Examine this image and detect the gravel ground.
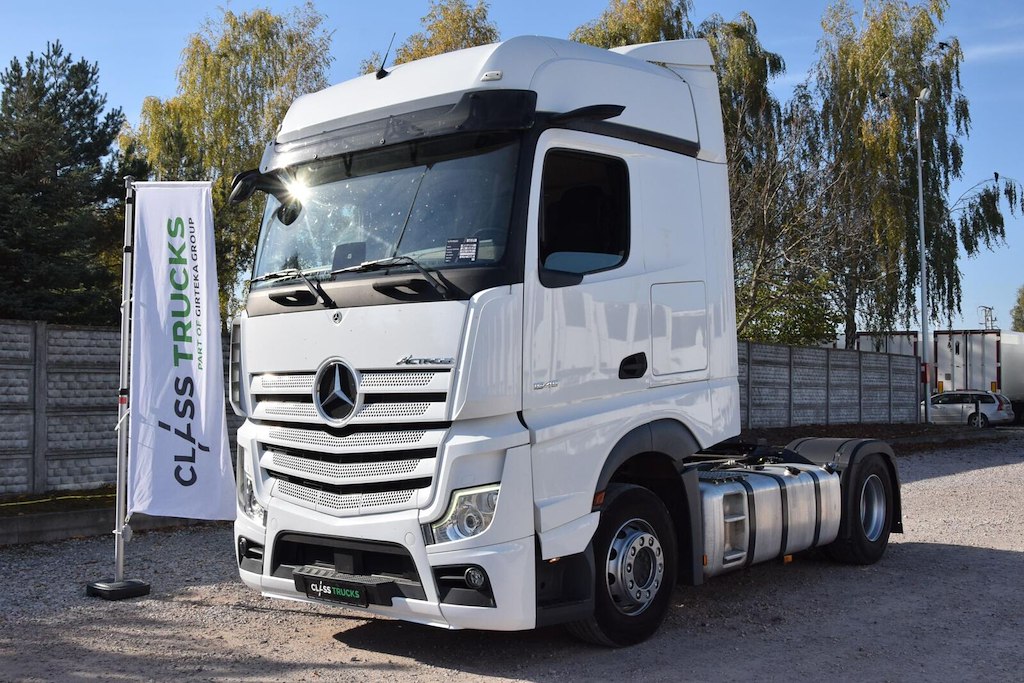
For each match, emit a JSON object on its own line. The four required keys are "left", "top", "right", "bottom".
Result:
{"left": 2, "top": 431, "right": 1022, "bottom": 682}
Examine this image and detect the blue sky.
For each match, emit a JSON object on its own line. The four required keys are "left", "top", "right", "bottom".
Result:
{"left": 2, "top": 0, "right": 1022, "bottom": 331}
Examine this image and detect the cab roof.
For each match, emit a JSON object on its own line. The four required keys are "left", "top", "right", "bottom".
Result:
{"left": 274, "top": 36, "right": 725, "bottom": 163}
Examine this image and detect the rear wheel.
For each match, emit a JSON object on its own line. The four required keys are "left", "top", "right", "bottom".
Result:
{"left": 825, "top": 454, "right": 894, "bottom": 565}
{"left": 566, "top": 484, "right": 677, "bottom": 647}
{"left": 967, "top": 412, "right": 989, "bottom": 428}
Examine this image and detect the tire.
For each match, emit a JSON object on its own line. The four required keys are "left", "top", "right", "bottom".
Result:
{"left": 825, "top": 454, "right": 894, "bottom": 565}
{"left": 967, "top": 412, "right": 989, "bottom": 428}
{"left": 566, "top": 484, "right": 677, "bottom": 647}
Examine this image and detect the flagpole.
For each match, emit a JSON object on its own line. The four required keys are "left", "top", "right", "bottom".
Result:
{"left": 87, "top": 176, "right": 151, "bottom": 600}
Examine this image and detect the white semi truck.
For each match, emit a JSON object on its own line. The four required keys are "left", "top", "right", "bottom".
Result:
{"left": 228, "top": 36, "right": 902, "bottom": 646}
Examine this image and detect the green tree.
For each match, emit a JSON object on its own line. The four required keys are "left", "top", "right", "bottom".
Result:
{"left": 699, "top": 13, "right": 840, "bottom": 343}
{"left": 809, "top": 0, "right": 1019, "bottom": 345}
{"left": 575, "top": 0, "right": 1019, "bottom": 346}
{"left": 1011, "top": 284, "right": 1024, "bottom": 332}
{"left": 0, "top": 41, "right": 140, "bottom": 324}
{"left": 128, "top": 3, "right": 333, "bottom": 316}
{"left": 570, "top": 0, "right": 693, "bottom": 47}
{"left": 360, "top": 0, "right": 499, "bottom": 74}
{"left": 573, "top": 3, "right": 837, "bottom": 343}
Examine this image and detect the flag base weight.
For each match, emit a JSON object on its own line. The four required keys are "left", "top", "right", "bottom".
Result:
{"left": 86, "top": 579, "right": 151, "bottom": 600}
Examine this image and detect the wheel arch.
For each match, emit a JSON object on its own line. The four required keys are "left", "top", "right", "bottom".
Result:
{"left": 595, "top": 419, "right": 704, "bottom": 586}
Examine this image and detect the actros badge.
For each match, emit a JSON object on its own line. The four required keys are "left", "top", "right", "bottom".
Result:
{"left": 396, "top": 355, "right": 455, "bottom": 366}
{"left": 313, "top": 359, "right": 361, "bottom": 426}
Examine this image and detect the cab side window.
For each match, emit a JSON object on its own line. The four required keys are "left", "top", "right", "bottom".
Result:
{"left": 539, "top": 150, "right": 629, "bottom": 283}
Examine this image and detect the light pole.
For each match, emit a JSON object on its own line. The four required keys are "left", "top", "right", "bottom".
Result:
{"left": 916, "top": 87, "right": 931, "bottom": 422}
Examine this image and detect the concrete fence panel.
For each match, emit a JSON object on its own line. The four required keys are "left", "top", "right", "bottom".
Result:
{"left": 740, "top": 341, "right": 919, "bottom": 430}
{"left": 1, "top": 320, "right": 921, "bottom": 498}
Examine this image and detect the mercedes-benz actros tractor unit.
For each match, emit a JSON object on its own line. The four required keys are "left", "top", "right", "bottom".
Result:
{"left": 228, "top": 36, "right": 902, "bottom": 646}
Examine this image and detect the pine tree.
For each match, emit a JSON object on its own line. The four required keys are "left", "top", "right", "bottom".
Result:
{"left": 0, "top": 42, "right": 134, "bottom": 324}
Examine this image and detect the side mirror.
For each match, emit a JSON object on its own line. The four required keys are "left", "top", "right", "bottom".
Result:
{"left": 228, "top": 169, "right": 262, "bottom": 204}
{"left": 275, "top": 199, "right": 302, "bottom": 226}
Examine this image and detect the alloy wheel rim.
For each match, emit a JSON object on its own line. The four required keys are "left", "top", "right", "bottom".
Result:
{"left": 604, "top": 518, "right": 664, "bottom": 616}
{"left": 860, "top": 474, "right": 886, "bottom": 542}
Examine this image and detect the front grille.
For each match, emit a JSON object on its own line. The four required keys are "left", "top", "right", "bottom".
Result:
{"left": 250, "top": 369, "right": 452, "bottom": 517}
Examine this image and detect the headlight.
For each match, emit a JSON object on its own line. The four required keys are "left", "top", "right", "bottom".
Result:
{"left": 431, "top": 484, "right": 499, "bottom": 544}
{"left": 238, "top": 473, "right": 265, "bottom": 524}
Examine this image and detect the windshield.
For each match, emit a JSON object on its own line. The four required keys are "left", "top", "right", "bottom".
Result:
{"left": 252, "top": 134, "right": 519, "bottom": 283}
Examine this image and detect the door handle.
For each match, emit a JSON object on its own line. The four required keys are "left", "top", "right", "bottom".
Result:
{"left": 618, "top": 352, "right": 648, "bottom": 379}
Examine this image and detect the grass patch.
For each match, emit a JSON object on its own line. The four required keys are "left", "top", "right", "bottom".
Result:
{"left": 0, "top": 485, "right": 116, "bottom": 518}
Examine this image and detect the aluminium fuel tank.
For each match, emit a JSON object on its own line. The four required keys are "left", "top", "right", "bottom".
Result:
{"left": 698, "top": 463, "right": 841, "bottom": 578}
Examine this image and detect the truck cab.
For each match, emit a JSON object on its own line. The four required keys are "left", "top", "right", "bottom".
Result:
{"left": 230, "top": 36, "right": 900, "bottom": 646}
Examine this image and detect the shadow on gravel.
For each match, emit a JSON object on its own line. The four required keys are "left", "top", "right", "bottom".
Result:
{"left": 2, "top": 543, "right": 1021, "bottom": 681}
{"left": 334, "top": 619, "right": 587, "bottom": 669}
{"left": 1, "top": 618, "right": 288, "bottom": 681}
{"left": 0, "top": 619, "right": 355, "bottom": 682}
{"left": 325, "top": 542, "right": 1022, "bottom": 681}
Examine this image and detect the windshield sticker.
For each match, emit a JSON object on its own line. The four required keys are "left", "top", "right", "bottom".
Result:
{"left": 444, "top": 237, "right": 479, "bottom": 263}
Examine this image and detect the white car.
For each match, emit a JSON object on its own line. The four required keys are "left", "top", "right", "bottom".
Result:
{"left": 920, "top": 390, "right": 1015, "bottom": 427}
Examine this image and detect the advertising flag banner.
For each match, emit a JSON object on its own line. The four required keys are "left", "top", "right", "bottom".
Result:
{"left": 128, "top": 182, "right": 235, "bottom": 520}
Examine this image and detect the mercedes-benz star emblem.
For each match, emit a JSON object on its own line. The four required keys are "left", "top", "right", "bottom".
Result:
{"left": 313, "top": 360, "right": 360, "bottom": 426}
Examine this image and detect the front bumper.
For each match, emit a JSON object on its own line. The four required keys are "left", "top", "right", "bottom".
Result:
{"left": 234, "top": 426, "right": 537, "bottom": 631}
{"left": 235, "top": 496, "right": 536, "bottom": 631}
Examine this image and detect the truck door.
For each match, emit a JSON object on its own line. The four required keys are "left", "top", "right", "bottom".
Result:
{"left": 523, "top": 133, "right": 648, "bottom": 416}
{"left": 521, "top": 129, "right": 710, "bottom": 534}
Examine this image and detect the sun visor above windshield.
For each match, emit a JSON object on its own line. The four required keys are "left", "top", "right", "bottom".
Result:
{"left": 260, "top": 90, "right": 537, "bottom": 174}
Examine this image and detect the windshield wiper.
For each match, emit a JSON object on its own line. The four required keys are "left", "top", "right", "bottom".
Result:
{"left": 331, "top": 256, "right": 449, "bottom": 299}
{"left": 249, "top": 268, "right": 337, "bottom": 309}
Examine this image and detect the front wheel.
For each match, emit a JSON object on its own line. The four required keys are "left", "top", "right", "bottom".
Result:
{"left": 825, "top": 454, "right": 894, "bottom": 565}
{"left": 566, "top": 484, "right": 677, "bottom": 647}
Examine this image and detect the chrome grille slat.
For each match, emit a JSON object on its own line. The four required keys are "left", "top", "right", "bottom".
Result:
{"left": 264, "top": 426, "right": 444, "bottom": 453}
{"left": 360, "top": 402, "right": 431, "bottom": 418}
{"left": 252, "top": 371, "right": 450, "bottom": 397}
{"left": 275, "top": 480, "right": 416, "bottom": 515}
{"left": 265, "top": 450, "right": 432, "bottom": 482}
{"left": 251, "top": 374, "right": 314, "bottom": 394}
{"left": 351, "top": 401, "right": 447, "bottom": 424}
{"left": 360, "top": 371, "right": 450, "bottom": 393}
{"left": 252, "top": 399, "right": 445, "bottom": 425}
{"left": 361, "top": 371, "right": 433, "bottom": 388}
{"left": 256, "top": 402, "right": 319, "bottom": 420}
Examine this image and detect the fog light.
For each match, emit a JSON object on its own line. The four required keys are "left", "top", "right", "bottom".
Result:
{"left": 464, "top": 566, "right": 487, "bottom": 589}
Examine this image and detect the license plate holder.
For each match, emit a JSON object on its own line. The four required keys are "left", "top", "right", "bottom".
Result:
{"left": 302, "top": 576, "right": 368, "bottom": 607}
